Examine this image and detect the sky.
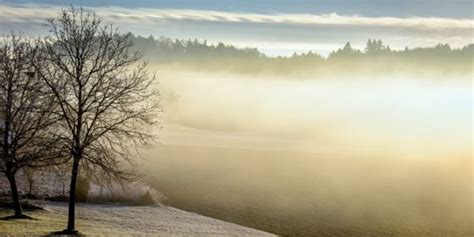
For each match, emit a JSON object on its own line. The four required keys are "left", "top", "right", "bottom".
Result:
{"left": 0, "top": 0, "right": 472, "bottom": 56}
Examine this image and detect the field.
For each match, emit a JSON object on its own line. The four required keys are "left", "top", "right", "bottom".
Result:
{"left": 145, "top": 145, "right": 473, "bottom": 237}
{"left": 0, "top": 201, "right": 274, "bottom": 236}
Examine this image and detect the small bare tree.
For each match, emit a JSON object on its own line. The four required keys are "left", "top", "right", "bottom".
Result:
{"left": 0, "top": 34, "right": 61, "bottom": 218}
{"left": 35, "top": 8, "right": 159, "bottom": 233}
{"left": 22, "top": 166, "right": 36, "bottom": 196}
{"left": 51, "top": 162, "right": 71, "bottom": 197}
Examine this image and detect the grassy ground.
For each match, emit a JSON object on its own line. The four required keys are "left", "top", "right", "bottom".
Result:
{"left": 0, "top": 201, "right": 274, "bottom": 236}
{"left": 0, "top": 208, "right": 69, "bottom": 236}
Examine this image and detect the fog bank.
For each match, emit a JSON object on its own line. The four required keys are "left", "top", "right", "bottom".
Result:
{"left": 143, "top": 68, "right": 472, "bottom": 235}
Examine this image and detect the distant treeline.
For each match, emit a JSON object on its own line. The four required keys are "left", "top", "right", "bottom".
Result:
{"left": 130, "top": 34, "right": 473, "bottom": 75}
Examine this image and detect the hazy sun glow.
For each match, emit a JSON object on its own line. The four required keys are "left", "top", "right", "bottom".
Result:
{"left": 157, "top": 69, "right": 472, "bottom": 159}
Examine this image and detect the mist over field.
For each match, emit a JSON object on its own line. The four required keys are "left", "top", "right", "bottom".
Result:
{"left": 142, "top": 67, "right": 473, "bottom": 235}
{"left": 0, "top": 1, "right": 472, "bottom": 236}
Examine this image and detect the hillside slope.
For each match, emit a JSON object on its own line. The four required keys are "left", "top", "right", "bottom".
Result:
{"left": 0, "top": 201, "right": 275, "bottom": 236}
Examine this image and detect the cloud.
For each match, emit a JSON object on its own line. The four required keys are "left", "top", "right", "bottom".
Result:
{"left": 1, "top": 4, "right": 472, "bottom": 31}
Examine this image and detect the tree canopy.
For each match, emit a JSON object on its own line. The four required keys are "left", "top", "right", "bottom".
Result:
{"left": 128, "top": 34, "right": 473, "bottom": 75}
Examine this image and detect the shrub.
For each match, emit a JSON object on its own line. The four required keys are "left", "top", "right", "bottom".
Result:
{"left": 88, "top": 181, "right": 165, "bottom": 205}
{"left": 75, "top": 176, "right": 90, "bottom": 202}
{"left": 136, "top": 191, "right": 156, "bottom": 206}
{"left": 47, "top": 195, "right": 69, "bottom": 202}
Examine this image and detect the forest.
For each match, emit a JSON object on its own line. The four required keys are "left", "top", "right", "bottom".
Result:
{"left": 131, "top": 34, "right": 473, "bottom": 75}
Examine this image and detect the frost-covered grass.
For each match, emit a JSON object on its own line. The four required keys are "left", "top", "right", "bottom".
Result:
{"left": 0, "top": 201, "right": 274, "bottom": 236}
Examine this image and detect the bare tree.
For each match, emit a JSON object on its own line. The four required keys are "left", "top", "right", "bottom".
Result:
{"left": 51, "top": 162, "right": 71, "bottom": 197}
{"left": 0, "top": 34, "right": 61, "bottom": 218}
{"left": 22, "top": 166, "right": 36, "bottom": 196}
{"left": 35, "top": 8, "right": 159, "bottom": 233}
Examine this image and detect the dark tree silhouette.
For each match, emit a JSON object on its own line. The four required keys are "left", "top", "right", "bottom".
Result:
{"left": 125, "top": 34, "right": 472, "bottom": 75}
{"left": 328, "top": 42, "right": 362, "bottom": 59}
{"left": 365, "top": 39, "right": 390, "bottom": 54}
{"left": 34, "top": 8, "right": 159, "bottom": 233}
{"left": 0, "top": 34, "right": 61, "bottom": 218}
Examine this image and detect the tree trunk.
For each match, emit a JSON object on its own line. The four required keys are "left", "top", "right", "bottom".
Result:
{"left": 66, "top": 157, "right": 80, "bottom": 232}
{"left": 6, "top": 173, "right": 23, "bottom": 217}
{"left": 28, "top": 179, "right": 33, "bottom": 195}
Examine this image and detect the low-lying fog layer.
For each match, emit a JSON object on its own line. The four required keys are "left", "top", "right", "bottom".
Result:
{"left": 144, "top": 68, "right": 472, "bottom": 235}
{"left": 159, "top": 70, "right": 471, "bottom": 157}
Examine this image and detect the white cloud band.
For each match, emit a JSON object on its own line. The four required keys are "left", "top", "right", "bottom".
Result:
{"left": 1, "top": 4, "right": 472, "bottom": 31}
